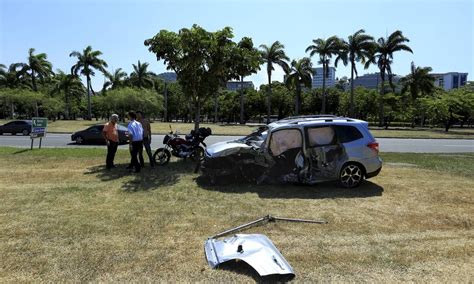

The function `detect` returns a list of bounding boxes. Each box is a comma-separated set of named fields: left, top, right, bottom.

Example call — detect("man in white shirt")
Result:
left=127, top=111, right=144, bottom=173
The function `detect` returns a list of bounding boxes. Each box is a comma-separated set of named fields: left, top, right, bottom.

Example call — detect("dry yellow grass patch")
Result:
left=0, top=148, right=472, bottom=282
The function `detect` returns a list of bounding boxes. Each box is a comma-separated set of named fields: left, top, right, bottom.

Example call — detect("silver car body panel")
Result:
left=205, top=141, right=253, bottom=158
left=205, top=234, right=295, bottom=279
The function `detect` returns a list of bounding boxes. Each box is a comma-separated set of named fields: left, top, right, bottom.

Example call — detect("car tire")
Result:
left=11, top=132, right=16, bottom=135
left=22, top=129, right=30, bottom=136
left=153, top=148, right=171, bottom=166
left=339, top=163, right=364, bottom=188
left=75, top=136, right=84, bottom=144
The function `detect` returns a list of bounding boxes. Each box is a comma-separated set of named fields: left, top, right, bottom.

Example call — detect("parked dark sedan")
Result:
left=0, top=120, right=32, bottom=135
left=71, top=124, right=129, bottom=145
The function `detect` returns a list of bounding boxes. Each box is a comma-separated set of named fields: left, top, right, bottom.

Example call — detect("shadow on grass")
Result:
left=196, top=176, right=383, bottom=199
left=85, top=159, right=195, bottom=192
left=217, top=260, right=293, bottom=282
left=13, top=149, right=30, bottom=154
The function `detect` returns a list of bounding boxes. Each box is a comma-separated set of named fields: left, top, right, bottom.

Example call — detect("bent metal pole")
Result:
left=210, top=215, right=327, bottom=239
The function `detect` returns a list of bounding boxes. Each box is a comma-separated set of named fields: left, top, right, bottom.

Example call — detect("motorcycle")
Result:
left=153, top=126, right=212, bottom=165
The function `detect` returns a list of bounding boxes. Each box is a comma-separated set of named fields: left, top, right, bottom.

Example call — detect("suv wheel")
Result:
left=22, top=129, right=30, bottom=136
left=339, top=163, right=364, bottom=188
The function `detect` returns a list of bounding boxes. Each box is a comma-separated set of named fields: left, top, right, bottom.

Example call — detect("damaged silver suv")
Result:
left=201, top=115, right=382, bottom=188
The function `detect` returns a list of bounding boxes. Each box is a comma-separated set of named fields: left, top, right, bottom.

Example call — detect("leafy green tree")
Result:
left=245, top=88, right=266, bottom=122
left=103, top=68, right=127, bottom=91
left=259, top=41, right=290, bottom=123
left=335, top=29, right=375, bottom=117
left=24, top=48, right=54, bottom=92
left=233, top=37, right=261, bottom=124
left=70, top=45, right=108, bottom=120
left=303, top=87, right=342, bottom=115
left=285, top=57, right=313, bottom=115
left=52, top=70, right=85, bottom=119
left=365, top=31, right=413, bottom=126
left=306, top=36, right=340, bottom=114
left=92, top=87, right=163, bottom=121
left=129, top=61, right=155, bottom=89
left=145, top=25, right=241, bottom=130
left=424, top=88, right=474, bottom=131
left=338, top=87, right=378, bottom=120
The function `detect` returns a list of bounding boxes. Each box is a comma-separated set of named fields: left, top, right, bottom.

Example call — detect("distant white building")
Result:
left=312, top=67, right=336, bottom=88
left=431, top=72, right=468, bottom=90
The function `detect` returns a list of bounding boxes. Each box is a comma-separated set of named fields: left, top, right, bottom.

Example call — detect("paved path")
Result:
left=0, top=133, right=473, bottom=153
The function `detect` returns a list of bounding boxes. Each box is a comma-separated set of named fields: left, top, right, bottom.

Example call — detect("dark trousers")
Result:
left=106, top=141, right=118, bottom=168
left=130, top=141, right=143, bottom=172
left=139, top=137, right=154, bottom=167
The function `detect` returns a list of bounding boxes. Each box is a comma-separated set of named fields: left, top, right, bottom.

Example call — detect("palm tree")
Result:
left=24, top=48, right=53, bottom=91
left=285, top=58, right=313, bottom=115
left=335, top=30, right=375, bottom=117
left=365, top=31, right=413, bottom=126
left=129, top=61, right=155, bottom=89
left=52, top=70, right=85, bottom=119
left=400, top=62, right=435, bottom=101
left=400, top=62, right=435, bottom=127
left=103, top=68, right=127, bottom=91
left=70, top=45, right=108, bottom=120
left=306, top=36, right=340, bottom=114
left=259, top=41, right=289, bottom=123
left=235, top=37, right=261, bottom=124
left=0, top=63, right=29, bottom=88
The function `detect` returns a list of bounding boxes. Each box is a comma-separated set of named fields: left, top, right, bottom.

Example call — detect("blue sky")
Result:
left=1, top=0, right=473, bottom=90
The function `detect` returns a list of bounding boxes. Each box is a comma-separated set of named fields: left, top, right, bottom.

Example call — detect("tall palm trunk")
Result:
left=194, top=98, right=201, bottom=131
left=378, top=72, right=385, bottom=127
left=349, top=62, right=355, bottom=117
left=321, top=62, right=327, bottom=114
left=266, top=71, right=272, bottom=124
left=65, top=86, right=70, bottom=120
left=239, top=75, right=245, bottom=124
left=31, top=70, right=37, bottom=92
left=295, top=84, right=301, bottom=115
left=86, top=75, right=92, bottom=120
left=213, top=93, right=218, bottom=123
left=163, top=81, right=168, bottom=122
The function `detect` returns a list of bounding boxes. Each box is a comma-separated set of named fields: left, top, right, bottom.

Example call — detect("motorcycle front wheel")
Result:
left=153, top=148, right=171, bottom=165
left=190, top=146, right=205, bottom=162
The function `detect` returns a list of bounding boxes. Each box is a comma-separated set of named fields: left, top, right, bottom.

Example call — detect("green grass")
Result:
left=1, top=119, right=473, bottom=138
left=0, top=147, right=473, bottom=281
left=381, top=152, right=474, bottom=177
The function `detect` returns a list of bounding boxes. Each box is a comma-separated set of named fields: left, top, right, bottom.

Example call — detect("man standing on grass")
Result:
left=127, top=111, right=143, bottom=173
left=137, top=111, right=155, bottom=168
left=102, top=114, right=119, bottom=170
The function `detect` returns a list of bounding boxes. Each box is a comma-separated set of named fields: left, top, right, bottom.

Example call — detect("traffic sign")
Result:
left=30, top=117, right=48, bottom=149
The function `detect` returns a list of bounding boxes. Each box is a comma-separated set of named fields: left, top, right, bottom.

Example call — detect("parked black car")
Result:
left=0, top=120, right=32, bottom=135
left=71, top=124, right=129, bottom=145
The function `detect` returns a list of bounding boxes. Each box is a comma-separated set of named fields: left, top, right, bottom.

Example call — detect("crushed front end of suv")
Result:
left=200, top=115, right=382, bottom=188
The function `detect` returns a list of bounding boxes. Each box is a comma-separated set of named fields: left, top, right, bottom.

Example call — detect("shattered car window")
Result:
left=269, top=129, right=302, bottom=156
left=307, top=127, right=335, bottom=147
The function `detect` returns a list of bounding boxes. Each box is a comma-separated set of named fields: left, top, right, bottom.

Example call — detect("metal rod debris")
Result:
left=210, top=215, right=327, bottom=239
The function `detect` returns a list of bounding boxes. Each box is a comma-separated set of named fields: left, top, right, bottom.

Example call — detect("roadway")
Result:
left=0, top=133, right=473, bottom=153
